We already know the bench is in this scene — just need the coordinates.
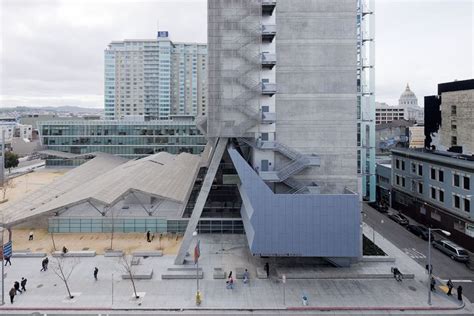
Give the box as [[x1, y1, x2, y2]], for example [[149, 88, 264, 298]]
[[162, 271, 204, 279], [104, 250, 124, 257], [167, 267, 202, 271], [52, 251, 96, 257], [213, 267, 226, 279], [122, 268, 153, 280], [12, 252, 47, 258], [257, 268, 268, 279], [132, 251, 163, 257]]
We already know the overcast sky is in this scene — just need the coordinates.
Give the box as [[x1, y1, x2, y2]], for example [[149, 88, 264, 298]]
[[0, 0, 472, 109]]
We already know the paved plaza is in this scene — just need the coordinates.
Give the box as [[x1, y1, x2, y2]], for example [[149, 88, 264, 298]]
[[0, 230, 472, 314]]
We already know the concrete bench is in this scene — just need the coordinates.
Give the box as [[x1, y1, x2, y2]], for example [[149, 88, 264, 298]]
[[104, 250, 124, 257], [168, 267, 202, 271], [12, 252, 47, 258], [257, 268, 268, 279], [122, 268, 153, 280], [52, 251, 96, 257], [132, 251, 163, 257], [131, 257, 140, 265], [213, 267, 226, 279], [162, 271, 203, 280]]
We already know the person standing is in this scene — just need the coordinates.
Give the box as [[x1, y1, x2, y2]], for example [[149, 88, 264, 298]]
[[14, 281, 22, 294], [430, 276, 436, 292], [29, 231, 34, 241], [264, 262, 269, 278], [146, 230, 151, 242], [9, 287, 16, 304], [447, 279, 453, 296], [94, 267, 98, 281], [243, 269, 249, 284], [457, 285, 463, 302], [41, 257, 49, 271], [20, 277, 27, 292], [4, 255, 11, 266]]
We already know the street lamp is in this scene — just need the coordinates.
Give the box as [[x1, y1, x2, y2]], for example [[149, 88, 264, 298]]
[[427, 228, 451, 305], [192, 231, 201, 305]]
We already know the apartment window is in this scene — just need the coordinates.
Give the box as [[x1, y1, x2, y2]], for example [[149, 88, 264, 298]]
[[402, 177, 406, 187], [431, 210, 441, 221], [418, 183, 423, 194], [463, 176, 470, 190], [411, 162, 416, 174], [439, 190, 444, 203], [431, 187, 436, 199], [464, 199, 471, 213], [396, 175, 400, 186], [451, 105, 457, 116], [453, 195, 460, 209], [401, 160, 405, 171], [453, 174, 460, 187], [451, 136, 457, 146], [430, 167, 436, 180], [418, 164, 423, 176], [451, 122, 457, 131], [395, 159, 400, 169], [438, 170, 444, 182]]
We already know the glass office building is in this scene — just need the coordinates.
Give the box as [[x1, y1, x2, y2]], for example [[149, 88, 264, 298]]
[[38, 119, 206, 166]]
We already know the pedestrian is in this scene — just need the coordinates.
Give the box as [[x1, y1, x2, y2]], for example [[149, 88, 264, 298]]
[[447, 279, 453, 296], [430, 276, 436, 292], [29, 231, 34, 241], [4, 255, 11, 266], [243, 269, 249, 284], [94, 267, 98, 281], [302, 293, 308, 306], [20, 277, 27, 292], [146, 230, 151, 242], [14, 281, 22, 294], [62, 246, 68, 254], [226, 275, 234, 290], [41, 257, 49, 272], [457, 285, 463, 302], [264, 262, 269, 278], [9, 287, 16, 304]]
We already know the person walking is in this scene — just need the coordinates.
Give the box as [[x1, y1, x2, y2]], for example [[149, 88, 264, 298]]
[[41, 257, 49, 272], [457, 285, 463, 302], [4, 255, 11, 266], [94, 267, 98, 281], [20, 277, 27, 292], [264, 262, 269, 278], [447, 279, 453, 296], [14, 281, 22, 294], [9, 287, 16, 304], [146, 230, 151, 242], [29, 231, 34, 241], [243, 269, 249, 284], [430, 276, 436, 292]]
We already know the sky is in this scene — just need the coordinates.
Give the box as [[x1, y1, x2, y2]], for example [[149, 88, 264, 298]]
[[0, 0, 472, 109]]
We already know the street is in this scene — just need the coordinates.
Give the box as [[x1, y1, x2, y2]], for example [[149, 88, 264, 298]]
[[363, 203, 474, 303]]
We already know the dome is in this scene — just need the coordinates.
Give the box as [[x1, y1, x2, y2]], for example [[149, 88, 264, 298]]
[[399, 83, 418, 106]]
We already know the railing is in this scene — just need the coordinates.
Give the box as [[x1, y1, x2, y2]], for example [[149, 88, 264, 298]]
[[262, 83, 277, 95]]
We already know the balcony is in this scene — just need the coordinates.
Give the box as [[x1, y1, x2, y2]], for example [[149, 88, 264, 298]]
[[261, 53, 276, 69], [261, 111, 276, 124], [262, 24, 276, 42], [262, 0, 276, 15], [262, 83, 276, 96]]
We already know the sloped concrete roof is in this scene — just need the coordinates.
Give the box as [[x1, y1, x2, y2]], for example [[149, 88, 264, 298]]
[[1, 152, 201, 226]]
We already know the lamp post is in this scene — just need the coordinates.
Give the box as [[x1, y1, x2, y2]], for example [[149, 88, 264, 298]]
[[1, 226, 4, 306], [192, 231, 201, 305], [427, 228, 451, 305]]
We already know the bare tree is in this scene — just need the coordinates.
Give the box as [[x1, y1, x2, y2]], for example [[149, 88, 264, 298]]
[[120, 255, 139, 299], [1, 178, 14, 201], [51, 256, 79, 299]]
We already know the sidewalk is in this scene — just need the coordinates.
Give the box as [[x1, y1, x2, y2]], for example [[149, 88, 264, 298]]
[[0, 234, 471, 313]]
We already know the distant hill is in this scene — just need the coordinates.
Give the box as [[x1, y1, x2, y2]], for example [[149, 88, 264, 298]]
[[0, 106, 103, 114]]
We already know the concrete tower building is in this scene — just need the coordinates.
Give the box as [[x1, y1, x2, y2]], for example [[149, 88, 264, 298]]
[[104, 32, 207, 121], [176, 0, 375, 266]]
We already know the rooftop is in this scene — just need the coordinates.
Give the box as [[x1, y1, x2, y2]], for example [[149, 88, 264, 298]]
[[391, 148, 474, 170]]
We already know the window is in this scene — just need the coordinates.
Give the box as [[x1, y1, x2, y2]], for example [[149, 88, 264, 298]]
[[402, 177, 406, 187], [418, 164, 423, 176], [451, 105, 457, 116], [453, 174, 460, 187], [431, 210, 441, 221], [453, 195, 460, 209], [463, 176, 470, 190], [396, 159, 400, 169], [418, 183, 423, 194], [451, 136, 457, 146], [411, 163, 416, 174], [430, 167, 436, 180], [396, 175, 400, 186], [431, 187, 436, 199], [438, 170, 444, 182], [464, 199, 471, 213], [401, 161, 405, 171], [439, 190, 444, 203]]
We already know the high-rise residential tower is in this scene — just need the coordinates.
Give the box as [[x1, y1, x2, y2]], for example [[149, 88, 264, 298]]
[[177, 0, 375, 266], [104, 32, 207, 121]]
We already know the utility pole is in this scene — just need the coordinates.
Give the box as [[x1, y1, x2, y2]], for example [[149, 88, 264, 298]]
[[0, 130, 5, 187], [1, 226, 4, 306]]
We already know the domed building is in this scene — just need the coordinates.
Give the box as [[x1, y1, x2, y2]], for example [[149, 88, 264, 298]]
[[398, 83, 424, 123]]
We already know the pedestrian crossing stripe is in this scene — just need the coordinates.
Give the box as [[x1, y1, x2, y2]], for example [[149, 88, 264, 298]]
[[402, 248, 426, 259]]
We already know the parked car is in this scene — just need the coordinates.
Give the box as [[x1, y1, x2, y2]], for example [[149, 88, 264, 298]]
[[432, 239, 470, 262], [406, 225, 434, 240], [368, 201, 389, 213], [388, 213, 409, 226]]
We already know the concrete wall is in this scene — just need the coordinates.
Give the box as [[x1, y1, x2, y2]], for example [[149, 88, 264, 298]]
[[275, 0, 358, 194]]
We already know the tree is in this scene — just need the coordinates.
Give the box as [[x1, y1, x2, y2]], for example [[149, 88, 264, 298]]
[[51, 256, 79, 299], [4, 151, 19, 172], [1, 178, 13, 201], [120, 255, 140, 299]]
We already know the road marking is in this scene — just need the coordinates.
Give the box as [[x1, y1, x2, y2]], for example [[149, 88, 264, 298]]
[[440, 279, 473, 283], [402, 248, 426, 259]]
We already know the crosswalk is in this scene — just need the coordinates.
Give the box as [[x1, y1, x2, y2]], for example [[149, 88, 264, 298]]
[[403, 248, 426, 259]]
